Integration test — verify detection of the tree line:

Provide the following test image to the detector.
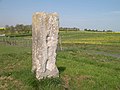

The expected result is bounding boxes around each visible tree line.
[59,27,80,31]
[0,25,80,35]
[0,24,113,35]
[84,29,112,32]
[0,24,32,35]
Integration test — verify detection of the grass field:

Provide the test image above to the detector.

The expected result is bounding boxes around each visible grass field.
[0,31,120,90]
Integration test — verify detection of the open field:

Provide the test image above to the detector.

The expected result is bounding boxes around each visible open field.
[0,31,120,90]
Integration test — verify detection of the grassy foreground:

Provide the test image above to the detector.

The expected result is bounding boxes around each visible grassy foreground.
[0,31,120,90]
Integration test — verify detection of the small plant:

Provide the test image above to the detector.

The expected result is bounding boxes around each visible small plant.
[29,76,64,90]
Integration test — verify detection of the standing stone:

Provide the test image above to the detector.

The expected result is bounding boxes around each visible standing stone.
[32,12,59,80]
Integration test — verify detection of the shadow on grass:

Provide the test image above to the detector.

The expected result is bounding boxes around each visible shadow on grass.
[58,66,66,74]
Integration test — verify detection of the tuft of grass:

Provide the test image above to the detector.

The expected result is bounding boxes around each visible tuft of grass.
[29,77,64,90]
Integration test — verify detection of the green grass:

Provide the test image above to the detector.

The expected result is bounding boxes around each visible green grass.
[0,31,120,90]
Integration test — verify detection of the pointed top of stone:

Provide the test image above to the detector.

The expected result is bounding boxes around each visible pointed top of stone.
[33,12,58,16]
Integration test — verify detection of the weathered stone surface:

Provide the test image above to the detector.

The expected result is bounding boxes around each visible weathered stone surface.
[32,12,59,80]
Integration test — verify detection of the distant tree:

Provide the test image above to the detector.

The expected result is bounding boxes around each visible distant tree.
[5,25,10,34]
[106,30,112,32]
[84,29,88,31]
[24,25,32,33]
[59,27,80,31]
[88,29,91,31]
[9,25,15,34]
[4,24,32,34]
[15,24,24,34]
[5,25,10,30]
[103,30,105,32]
[95,29,98,32]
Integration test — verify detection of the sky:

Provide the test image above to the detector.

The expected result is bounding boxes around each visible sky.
[0,0,120,31]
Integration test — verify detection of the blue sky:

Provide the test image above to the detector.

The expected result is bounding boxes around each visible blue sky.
[0,0,120,31]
